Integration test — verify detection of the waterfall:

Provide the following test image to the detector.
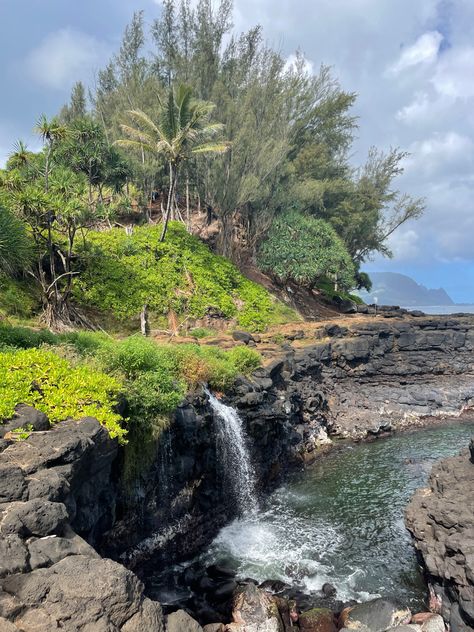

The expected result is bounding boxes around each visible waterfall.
[205,388,258,515]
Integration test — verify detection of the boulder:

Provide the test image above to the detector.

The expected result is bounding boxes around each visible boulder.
[340,598,411,632]
[0,500,68,538]
[231,583,284,631]
[1,555,164,631]
[299,607,336,632]
[167,609,203,631]
[232,331,255,345]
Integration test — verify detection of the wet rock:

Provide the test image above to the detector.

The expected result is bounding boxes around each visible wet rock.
[299,607,336,632]
[321,583,337,598]
[206,564,236,580]
[167,609,203,631]
[212,580,237,602]
[340,598,411,632]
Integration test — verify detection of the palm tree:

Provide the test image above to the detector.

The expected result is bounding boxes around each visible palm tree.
[7,140,31,170]
[116,84,228,241]
[35,115,68,192]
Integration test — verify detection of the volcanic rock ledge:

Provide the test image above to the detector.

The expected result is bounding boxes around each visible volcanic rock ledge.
[405,440,474,632]
[0,416,165,631]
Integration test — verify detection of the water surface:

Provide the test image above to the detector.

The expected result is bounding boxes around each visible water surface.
[201,420,474,608]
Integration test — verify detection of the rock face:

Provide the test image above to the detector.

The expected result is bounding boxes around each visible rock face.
[406,443,474,632]
[106,315,474,570]
[0,418,165,631]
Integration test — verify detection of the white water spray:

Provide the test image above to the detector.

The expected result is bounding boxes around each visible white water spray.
[205,388,257,515]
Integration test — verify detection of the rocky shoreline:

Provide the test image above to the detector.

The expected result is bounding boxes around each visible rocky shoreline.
[406,439,474,632]
[0,314,473,630]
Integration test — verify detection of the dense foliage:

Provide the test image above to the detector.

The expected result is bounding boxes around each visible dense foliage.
[75,222,277,331]
[258,211,355,290]
[0,347,125,439]
[0,324,261,445]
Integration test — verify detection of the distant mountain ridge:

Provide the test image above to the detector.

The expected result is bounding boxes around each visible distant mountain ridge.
[358,272,455,307]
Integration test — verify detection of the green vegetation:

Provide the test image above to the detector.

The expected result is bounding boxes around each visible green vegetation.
[116,84,228,241]
[0,347,125,439]
[0,324,261,449]
[258,211,355,290]
[75,222,275,331]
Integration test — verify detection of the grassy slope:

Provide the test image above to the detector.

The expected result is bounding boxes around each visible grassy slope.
[73,222,297,333]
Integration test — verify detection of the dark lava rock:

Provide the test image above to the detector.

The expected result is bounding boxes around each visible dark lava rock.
[406,444,474,631]
[232,331,255,344]
[1,555,164,631]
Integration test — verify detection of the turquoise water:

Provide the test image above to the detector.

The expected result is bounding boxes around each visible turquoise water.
[202,420,474,608]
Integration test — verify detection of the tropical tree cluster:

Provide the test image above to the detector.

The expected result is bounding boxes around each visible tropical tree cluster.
[0,0,425,330]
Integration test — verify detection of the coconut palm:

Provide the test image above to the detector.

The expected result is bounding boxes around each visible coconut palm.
[116,84,228,241]
[35,115,68,192]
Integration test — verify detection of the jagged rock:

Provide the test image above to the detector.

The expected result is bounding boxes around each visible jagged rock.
[166,609,203,631]
[1,555,164,631]
[406,445,474,631]
[203,625,225,632]
[0,405,49,439]
[230,583,283,631]
[0,499,68,538]
[340,598,411,632]
[0,535,29,578]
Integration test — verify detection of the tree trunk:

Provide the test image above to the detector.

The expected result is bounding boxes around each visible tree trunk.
[160,162,176,242]
[140,304,150,336]
[185,172,190,228]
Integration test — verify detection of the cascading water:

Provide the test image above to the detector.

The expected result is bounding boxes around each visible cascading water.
[205,388,257,515]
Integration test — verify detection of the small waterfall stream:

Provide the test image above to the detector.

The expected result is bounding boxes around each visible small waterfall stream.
[205,388,258,515]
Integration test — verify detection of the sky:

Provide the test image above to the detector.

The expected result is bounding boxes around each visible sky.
[0,0,473,302]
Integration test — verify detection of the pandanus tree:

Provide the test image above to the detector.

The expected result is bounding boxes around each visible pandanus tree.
[34,115,68,192]
[0,162,92,331]
[116,84,228,241]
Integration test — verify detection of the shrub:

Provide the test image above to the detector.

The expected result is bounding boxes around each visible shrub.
[0,275,37,319]
[258,210,355,290]
[189,327,215,339]
[99,335,179,378]
[226,346,262,374]
[0,347,125,440]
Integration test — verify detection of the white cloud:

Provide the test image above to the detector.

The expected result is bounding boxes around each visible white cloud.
[284,53,314,76]
[387,31,443,75]
[25,28,107,90]
[386,229,421,261]
[432,46,474,99]
[403,132,474,177]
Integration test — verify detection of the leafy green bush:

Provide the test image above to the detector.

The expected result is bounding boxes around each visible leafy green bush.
[0,275,37,319]
[0,347,125,440]
[189,327,215,339]
[258,211,355,290]
[226,346,262,374]
[74,222,277,331]
[0,323,58,349]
